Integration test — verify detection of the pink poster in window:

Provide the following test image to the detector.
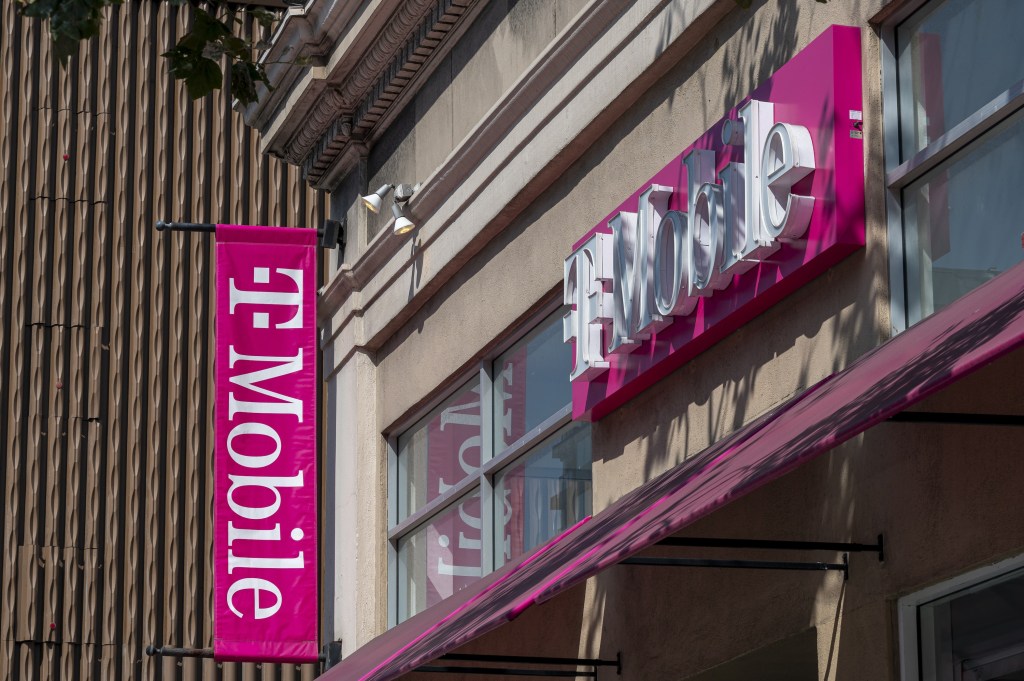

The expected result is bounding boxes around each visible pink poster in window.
[496,346,528,561]
[425,387,482,606]
[214,225,319,663]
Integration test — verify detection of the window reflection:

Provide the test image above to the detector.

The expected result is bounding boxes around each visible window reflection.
[918,568,1024,681]
[396,492,482,622]
[902,110,1024,318]
[495,421,592,565]
[897,0,1024,158]
[397,381,482,521]
[493,313,573,452]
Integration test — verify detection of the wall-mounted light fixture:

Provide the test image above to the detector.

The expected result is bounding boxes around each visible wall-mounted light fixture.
[361,182,419,236]
[361,184,393,213]
[391,203,414,235]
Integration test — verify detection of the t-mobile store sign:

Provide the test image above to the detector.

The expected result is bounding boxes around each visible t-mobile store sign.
[214,225,319,663]
[564,26,865,420]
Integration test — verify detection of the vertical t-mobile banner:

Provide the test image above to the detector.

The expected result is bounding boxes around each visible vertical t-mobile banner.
[214,225,319,663]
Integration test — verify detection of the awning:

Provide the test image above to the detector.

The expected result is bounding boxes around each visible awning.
[325,261,1024,681]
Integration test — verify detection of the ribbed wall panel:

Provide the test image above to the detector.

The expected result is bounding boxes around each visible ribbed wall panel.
[1,3,327,679]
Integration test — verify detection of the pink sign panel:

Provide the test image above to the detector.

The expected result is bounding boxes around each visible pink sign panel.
[565,26,866,420]
[214,225,319,662]
[425,387,483,606]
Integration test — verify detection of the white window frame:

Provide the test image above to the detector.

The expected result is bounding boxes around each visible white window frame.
[897,552,1024,681]
[384,304,587,626]
[881,0,1024,333]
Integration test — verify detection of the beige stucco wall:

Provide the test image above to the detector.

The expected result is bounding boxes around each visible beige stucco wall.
[373,0,890,436]
[318,0,1024,675]
[363,0,590,240]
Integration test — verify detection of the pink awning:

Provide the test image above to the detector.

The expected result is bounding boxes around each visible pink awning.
[326,261,1024,681]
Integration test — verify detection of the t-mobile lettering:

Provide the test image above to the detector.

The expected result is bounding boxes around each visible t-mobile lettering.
[214,225,318,663]
[561,27,866,422]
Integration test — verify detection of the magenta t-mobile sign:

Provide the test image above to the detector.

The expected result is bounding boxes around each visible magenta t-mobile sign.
[214,225,319,662]
[564,26,865,420]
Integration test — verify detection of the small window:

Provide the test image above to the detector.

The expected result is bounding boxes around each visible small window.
[899,556,1024,681]
[389,310,592,623]
[884,0,1024,328]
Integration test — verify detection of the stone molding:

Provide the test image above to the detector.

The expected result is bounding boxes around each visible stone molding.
[318,0,732,377]
[303,0,481,186]
[245,0,480,182]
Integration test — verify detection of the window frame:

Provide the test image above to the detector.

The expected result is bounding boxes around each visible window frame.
[881,0,1024,332]
[385,303,581,626]
[897,553,1024,681]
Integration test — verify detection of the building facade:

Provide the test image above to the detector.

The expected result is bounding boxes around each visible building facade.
[244,0,1024,679]
[0,3,326,679]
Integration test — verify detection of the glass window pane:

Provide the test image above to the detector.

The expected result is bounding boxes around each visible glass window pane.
[396,491,483,622]
[896,0,1024,158]
[918,568,1024,681]
[397,380,482,521]
[902,108,1024,321]
[494,421,591,566]
[493,312,573,452]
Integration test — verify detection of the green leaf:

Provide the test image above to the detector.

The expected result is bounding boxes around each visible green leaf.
[164,45,223,100]
[178,7,230,51]
[18,0,116,64]
[220,33,250,60]
[229,60,270,106]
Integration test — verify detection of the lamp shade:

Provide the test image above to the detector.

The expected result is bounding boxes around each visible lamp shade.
[361,184,393,213]
[393,216,415,235]
[391,201,415,235]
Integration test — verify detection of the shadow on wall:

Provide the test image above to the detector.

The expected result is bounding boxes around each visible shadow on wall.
[590,0,884,485]
[584,287,1024,678]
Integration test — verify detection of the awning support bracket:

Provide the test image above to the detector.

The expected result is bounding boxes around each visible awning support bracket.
[416,652,622,678]
[622,553,851,580]
[622,534,886,581]
[654,534,884,562]
[888,411,1024,426]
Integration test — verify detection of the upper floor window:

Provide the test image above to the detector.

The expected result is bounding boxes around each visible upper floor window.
[389,310,591,623]
[899,555,1024,681]
[885,0,1024,328]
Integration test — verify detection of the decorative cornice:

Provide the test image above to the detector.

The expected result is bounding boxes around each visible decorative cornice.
[280,0,441,168]
[338,0,438,106]
[273,0,479,186]
[284,87,346,165]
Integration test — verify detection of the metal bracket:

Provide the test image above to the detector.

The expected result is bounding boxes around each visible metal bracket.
[654,535,884,561]
[417,652,621,679]
[145,645,213,659]
[321,640,344,672]
[156,219,346,251]
[888,411,1024,427]
[622,535,885,581]
[622,554,851,581]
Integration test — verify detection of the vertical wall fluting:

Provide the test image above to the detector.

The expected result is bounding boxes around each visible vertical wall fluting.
[0,3,327,679]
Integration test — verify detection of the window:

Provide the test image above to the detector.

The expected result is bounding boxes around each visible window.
[388,311,592,623]
[884,0,1024,330]
[898,555,1024,681]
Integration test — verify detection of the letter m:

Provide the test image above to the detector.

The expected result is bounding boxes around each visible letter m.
[229,347,304,421]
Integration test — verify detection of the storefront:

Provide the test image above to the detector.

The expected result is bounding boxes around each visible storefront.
[242,0,1024,678]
